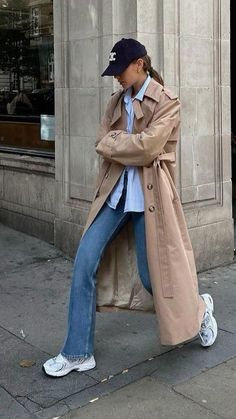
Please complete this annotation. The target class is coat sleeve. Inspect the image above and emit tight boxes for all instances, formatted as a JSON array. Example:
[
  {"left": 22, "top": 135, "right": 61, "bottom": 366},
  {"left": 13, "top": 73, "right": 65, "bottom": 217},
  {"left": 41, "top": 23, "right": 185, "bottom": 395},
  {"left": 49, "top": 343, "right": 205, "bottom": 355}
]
[{"left": 95, "top": 93, "right": 180, "bottom": 166}]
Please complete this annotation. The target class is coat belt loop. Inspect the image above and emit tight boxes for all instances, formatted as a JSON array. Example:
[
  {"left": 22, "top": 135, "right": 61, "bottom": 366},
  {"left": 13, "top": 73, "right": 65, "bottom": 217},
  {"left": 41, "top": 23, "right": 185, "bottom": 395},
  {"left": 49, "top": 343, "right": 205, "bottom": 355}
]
[{"left": 157, "top": 152, "right": 176, "bottom": 162}]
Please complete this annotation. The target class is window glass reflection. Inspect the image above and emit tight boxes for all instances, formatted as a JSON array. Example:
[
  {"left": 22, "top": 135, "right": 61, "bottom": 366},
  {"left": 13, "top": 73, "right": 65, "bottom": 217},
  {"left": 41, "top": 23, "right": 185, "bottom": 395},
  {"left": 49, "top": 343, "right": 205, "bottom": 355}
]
[{"left": 0, "top": 0, "right": 54, "bottom": 118}]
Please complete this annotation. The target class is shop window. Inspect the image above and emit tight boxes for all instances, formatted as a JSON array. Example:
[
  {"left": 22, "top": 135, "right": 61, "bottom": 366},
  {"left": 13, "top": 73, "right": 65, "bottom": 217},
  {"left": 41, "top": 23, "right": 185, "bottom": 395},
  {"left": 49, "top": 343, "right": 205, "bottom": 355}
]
[{"left": 0, "top": 0, "right": 54, "bottom": 157}]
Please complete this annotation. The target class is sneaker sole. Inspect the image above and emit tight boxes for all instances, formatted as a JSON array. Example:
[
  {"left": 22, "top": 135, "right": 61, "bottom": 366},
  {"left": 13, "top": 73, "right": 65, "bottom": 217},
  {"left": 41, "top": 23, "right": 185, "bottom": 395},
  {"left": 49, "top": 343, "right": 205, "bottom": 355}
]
[
  {"left": 199, "top": 315, "right": 218, "bottom": 348},
  {"left": 42, "top": 360, "right": 96, "bottom": 378}
]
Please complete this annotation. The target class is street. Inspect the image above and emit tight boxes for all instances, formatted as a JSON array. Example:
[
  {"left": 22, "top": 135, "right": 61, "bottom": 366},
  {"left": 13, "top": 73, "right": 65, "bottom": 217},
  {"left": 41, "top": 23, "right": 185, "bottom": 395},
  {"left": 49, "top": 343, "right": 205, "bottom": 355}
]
[{"left": 0, "top": 223, "right": 236, "bottom": 419}]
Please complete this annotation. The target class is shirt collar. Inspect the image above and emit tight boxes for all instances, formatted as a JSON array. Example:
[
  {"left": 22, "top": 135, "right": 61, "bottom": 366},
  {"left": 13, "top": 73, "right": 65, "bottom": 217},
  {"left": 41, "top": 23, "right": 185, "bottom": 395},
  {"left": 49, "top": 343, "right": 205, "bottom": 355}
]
[{"left": 124, "top": 75, "right": 151, "bottom": 103}]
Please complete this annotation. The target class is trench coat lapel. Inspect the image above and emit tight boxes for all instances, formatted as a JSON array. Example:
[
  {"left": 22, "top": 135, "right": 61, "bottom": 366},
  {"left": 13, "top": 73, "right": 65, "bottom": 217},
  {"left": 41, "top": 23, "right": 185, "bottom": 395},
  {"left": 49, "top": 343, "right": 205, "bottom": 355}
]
[
  {"left": 110, "top": 80, "right": 163, "bottom": 129},
  {"left": 110, "top": 93, "right": 146, "bottom": 127},
  {"left": 133, "top": 99, "right": 144, "bottom": 119},
  {"left": 133, "top": 100, "right": 154, "bottom": 133}
]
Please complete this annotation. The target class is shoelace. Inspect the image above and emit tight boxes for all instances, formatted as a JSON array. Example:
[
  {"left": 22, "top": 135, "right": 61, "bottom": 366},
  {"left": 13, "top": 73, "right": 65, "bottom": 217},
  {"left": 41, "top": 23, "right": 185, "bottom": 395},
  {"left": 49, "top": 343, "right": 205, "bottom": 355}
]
[{"left": 77, "top": 358, "right": 87, "bottom": 364}]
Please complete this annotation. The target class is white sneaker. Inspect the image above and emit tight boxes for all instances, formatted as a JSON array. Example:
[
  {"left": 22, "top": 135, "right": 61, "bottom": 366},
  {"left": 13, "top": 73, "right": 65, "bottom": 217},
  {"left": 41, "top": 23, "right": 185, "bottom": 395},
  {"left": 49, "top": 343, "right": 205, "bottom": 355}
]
[
  {"left": 201, "top": 293, "right": 214, "bottom": 313},
  {"left": 199, "top": 293, "right": 218, "bottom": 347},
  {"left": 42, "top": 353, "right": 96, "bottom": 377}
]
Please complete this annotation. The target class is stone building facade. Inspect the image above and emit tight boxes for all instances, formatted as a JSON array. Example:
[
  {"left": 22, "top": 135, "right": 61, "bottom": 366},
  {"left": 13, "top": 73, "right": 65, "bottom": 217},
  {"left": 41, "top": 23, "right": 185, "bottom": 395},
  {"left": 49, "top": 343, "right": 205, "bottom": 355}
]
[{"left": 0, "top": 0, "right": 234, "bottom": 271}]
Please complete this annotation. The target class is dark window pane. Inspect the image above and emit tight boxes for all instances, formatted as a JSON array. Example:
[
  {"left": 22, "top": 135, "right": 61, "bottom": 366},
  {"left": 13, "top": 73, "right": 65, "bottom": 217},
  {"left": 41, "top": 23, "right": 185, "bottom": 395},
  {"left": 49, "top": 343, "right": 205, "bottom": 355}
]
[{"left": 0, "top": 0, "right": 54, "bottom": 154}]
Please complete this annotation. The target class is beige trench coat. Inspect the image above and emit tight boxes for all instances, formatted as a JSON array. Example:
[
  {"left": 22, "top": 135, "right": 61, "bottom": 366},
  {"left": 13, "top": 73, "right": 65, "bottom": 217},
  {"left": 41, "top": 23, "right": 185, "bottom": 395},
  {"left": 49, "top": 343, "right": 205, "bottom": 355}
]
[{"left": 83, "top": 78, "right": 206, "bottom": 346}]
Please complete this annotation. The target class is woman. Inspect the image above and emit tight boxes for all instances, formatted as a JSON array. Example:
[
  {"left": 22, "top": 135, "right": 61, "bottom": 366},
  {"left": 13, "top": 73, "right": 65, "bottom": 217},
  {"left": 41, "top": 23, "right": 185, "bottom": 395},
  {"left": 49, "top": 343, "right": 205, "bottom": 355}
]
[{"left": 43, "top": 38, "right": 217, "bottom": 377}]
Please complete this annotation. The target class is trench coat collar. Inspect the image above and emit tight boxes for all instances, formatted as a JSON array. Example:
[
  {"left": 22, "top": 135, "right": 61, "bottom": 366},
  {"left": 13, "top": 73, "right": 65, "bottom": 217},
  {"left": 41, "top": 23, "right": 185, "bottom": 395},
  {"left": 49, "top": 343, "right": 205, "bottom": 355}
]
[
  {"left": 110, "top": 78, "right": 164, "bottom": 125},
  {"left": 144, "top": 78, "right": 164, "bottom": 103}
]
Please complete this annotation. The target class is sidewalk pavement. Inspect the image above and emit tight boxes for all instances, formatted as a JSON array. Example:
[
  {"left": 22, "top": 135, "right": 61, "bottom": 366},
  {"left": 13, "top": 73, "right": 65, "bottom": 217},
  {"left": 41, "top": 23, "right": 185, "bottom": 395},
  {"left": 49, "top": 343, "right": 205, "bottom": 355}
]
[{"left": 0, "top": 222, "right": 236, "bottom": 419}]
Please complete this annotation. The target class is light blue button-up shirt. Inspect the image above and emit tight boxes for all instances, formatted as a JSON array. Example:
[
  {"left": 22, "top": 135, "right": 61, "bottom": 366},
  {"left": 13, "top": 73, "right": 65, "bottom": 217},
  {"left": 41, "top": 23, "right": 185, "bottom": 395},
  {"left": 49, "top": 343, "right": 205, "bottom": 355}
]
[{"left": 106, "top": 75, "right": 151, "bottom": 212}]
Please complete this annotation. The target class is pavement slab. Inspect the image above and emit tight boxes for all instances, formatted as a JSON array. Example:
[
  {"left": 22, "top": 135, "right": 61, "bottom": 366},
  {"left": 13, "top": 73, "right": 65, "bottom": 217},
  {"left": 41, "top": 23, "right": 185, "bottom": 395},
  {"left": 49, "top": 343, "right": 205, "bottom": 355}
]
[
  {"left": 61, "top": 377, "right": 221, "bottom": 419},
  {"left": 0, "top": 387, "right": 38, "bottom": 419},
  {"left": 0, "top": 223, "right": 236, "bottom": 419},
  {"left": 90, "top": 311, "right": 167, "bottom": 380},
  {"left": 150, "top": 330, "right": 236, "bottom": 385},
  {"left": 174, "top": 357, "right": 236, "bottom": 419},
  {"left": 0, "top": 256, "right": 72, "bottom": 353},
  {"left": 34, "top": 401, "right": 70, "bottom": 419},
  {"left": 0, "top": 224, "right": 62, "bottom": 274}
]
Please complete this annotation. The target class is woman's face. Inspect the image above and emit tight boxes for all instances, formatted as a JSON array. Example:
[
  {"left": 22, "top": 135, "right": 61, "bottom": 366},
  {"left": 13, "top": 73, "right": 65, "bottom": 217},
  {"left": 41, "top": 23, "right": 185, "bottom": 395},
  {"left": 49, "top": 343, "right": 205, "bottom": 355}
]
[{"left": 114, "top": 59, "right": 145, "bottom": 90}]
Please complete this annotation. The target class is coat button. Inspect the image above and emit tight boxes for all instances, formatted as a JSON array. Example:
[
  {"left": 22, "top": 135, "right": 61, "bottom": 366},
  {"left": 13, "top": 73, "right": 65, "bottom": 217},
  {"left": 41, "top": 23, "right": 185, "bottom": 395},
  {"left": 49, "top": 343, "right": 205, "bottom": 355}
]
[
  {"left": 149, "top": 205, "right": 155, "bottom": 212},
  {"left": 147, "top": 184, "right": 153, "bottom": 190},
  {"left": 111, "top": 132, "right": 117, "bottom": 138}
]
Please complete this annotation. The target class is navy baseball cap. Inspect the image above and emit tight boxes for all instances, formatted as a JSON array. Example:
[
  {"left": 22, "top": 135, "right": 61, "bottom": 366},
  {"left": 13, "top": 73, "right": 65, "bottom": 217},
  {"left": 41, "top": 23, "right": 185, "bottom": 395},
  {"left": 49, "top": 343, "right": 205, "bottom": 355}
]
[{"left": 101, "top": 38, "right": 147, "bottom": 77}]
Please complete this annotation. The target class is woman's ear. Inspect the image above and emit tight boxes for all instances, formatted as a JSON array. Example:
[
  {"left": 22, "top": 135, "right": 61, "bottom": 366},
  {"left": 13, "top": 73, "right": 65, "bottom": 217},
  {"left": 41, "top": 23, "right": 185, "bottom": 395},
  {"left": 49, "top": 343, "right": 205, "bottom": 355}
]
[{"left": 136, "top": 58, "right": 144, "bottom": 72}]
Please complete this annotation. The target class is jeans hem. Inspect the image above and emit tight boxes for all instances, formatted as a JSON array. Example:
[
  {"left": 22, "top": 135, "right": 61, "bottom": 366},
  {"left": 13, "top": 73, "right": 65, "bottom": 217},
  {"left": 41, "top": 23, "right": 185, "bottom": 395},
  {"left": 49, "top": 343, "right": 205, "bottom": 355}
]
[{"left": 61, "top": 351, "right": 93, "bottom": 361}]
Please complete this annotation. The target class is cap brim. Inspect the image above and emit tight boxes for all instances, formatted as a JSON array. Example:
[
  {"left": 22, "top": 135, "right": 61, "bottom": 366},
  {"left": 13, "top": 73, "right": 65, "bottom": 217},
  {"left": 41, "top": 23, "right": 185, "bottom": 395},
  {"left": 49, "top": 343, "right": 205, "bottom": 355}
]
[{"left": 101, "top": 63, "right": 127, "bottom": 77}]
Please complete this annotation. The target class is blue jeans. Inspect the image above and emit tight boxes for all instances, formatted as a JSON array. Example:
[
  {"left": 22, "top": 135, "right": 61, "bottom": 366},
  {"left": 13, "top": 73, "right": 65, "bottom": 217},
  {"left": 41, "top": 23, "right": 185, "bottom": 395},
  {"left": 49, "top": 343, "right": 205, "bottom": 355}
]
[{"left": 61, "top": 187, "right": 152, "bottom": 359}]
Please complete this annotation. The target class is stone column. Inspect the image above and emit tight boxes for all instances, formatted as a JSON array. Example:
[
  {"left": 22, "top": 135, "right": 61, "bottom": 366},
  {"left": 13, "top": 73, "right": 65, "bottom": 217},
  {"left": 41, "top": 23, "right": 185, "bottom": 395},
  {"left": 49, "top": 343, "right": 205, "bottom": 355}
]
[
  {"left": 165, "top": 0, "right": 233, "bottom": 269},
  {"left": 54, "top": 0, "right": 101, "bottom": 254}
]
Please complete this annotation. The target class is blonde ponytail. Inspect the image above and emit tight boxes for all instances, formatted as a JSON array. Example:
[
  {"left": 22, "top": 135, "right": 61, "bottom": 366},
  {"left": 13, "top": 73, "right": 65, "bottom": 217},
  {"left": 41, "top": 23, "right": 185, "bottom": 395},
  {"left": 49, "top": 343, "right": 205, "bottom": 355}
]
[{"left": 142, "top": 55, "right": 164, "bottom": 86}]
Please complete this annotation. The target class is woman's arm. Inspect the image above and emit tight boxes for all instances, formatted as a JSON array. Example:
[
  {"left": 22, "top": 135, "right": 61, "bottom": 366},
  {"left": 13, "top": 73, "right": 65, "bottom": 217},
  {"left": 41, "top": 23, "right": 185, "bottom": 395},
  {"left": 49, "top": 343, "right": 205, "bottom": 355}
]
[{"left": 95, "top": 93, "right": 180, "bottom": 166}]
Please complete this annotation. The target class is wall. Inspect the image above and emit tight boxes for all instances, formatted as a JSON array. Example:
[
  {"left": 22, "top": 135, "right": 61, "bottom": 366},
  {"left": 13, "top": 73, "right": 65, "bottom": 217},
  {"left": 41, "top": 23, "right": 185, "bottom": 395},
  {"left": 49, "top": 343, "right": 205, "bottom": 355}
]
[
  {"left": 51, "top": 0, "right": 234, "bottom": 269},
  {"left": 0, "top": 153, "right": 55, "bottom": 242}
]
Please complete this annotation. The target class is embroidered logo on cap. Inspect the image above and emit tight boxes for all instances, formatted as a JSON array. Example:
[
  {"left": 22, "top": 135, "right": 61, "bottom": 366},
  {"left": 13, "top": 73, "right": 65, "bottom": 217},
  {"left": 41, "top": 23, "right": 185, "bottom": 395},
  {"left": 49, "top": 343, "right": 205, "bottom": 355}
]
[{"left": 109, "top": 52, "right": 116, "bottom": 62}]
